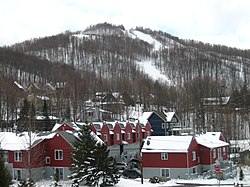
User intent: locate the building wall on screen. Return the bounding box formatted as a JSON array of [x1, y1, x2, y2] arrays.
[[142, 152, 188, 168], [44, 135, 72, 167], [148, 113, 165, 136], [143, 167, 198, 179], [113, 124, 122, 145]]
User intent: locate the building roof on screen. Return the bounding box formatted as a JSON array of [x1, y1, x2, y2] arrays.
[[0, 132, 41, 151], [142, 135, 194, 153], [195, 132, 229, 149]]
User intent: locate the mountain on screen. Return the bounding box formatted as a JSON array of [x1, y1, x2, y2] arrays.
[[1, 22, 250, 139]]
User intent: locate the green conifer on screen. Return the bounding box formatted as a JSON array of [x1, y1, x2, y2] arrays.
[[0, 151, 12, 187]]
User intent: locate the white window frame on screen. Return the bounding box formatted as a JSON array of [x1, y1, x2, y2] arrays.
[[161, 168, 170, 177], [45, 157, 51, 164], [213, 149, 216, 158], [192, 151, 196, 161], [55, 150, 63, 160], [55, 167, 64, 180], [14, 151, 22, 162], [161, 152, 168, 160], [14, 169, 22, 180], [223, 147, 226, 155], [218, 148, 222, 158], [103, 134, 108, 142], [116, 133, 120, 141], [127, 132, 131, 140]]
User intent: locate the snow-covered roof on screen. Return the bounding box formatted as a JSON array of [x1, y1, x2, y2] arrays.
[[230, 140, 250, 152], [0, 132, 40, 151], [139, 112, 152, 125], [142, 135, 194, 153], [36, 95, 50, 101], [202, 96, 230, 106], [164, 111, 175, 122], [51, 123, 62, 131], [195, 133, 229, 149], [14, 81, 24, 90], [36, 115, 59, 120]]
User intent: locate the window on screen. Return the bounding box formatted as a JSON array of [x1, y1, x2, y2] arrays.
[[161, 123, 166, 129], [116, 133, 120, 141], [55, 150, 63, 160], [55, 167, 64, 180], [103, 134, 108, 142], [161, 153, 168, 160], [218, 148, 222, 158], [161, 168, 170, 177], [3, 151, 8, 163], [127, 132, 131, 140], [46, 157, 50, 164], [213, 149, 216, 158], [223, 147, 226, 155], [88, 112, 93, 116], [192, 167, 197, 174], [14, 151, 22, 162], [14, 169, 22, 180], [192, 151, 196, 161]]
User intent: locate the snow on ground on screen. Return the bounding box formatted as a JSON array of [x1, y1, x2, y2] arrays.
[[136, 60, 171, 84], [132, 30, 162, 50], [10, 166, 250, 187]]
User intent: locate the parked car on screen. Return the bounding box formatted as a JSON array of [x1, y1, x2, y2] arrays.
[[122, 168, 141, 179], [115, 162, 127, 170], [128, 158, 140, 169]]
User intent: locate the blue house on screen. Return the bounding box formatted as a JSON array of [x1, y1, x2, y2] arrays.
[[139, 111, 180, 136]]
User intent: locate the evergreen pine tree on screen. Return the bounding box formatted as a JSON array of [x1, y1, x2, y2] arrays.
[[93, 142, 120, 186], [70, 125, 120, 186], [0, 151, 12, 187], [42, 100, 50, 131], [19, 98, 30, 131], [239, 167, 244, 181], [70, 125, 98, 185]]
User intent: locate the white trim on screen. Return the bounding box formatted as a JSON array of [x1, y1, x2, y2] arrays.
[[160, 168, 170, 178], [13, 169, 22, 180], [161, 152, 168, 160], [14, 151, 22, 162], [45, 156, 51, 164], [54, 150, 63, 160], [55, 167, 64, 180]]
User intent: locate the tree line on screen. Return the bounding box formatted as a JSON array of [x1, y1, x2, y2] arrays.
[[1, 23, 250, 140]]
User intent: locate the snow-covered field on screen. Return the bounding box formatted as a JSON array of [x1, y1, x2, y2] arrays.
[[10, 166, 250, 187]]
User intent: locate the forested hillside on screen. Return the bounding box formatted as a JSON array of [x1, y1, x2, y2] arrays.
[[1, 22, 250, 139]]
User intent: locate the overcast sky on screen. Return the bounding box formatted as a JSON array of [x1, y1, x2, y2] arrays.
[[1, 0, 250, 49]]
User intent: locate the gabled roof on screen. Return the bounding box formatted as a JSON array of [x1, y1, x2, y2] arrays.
[[139, 112, 153, 125], [51, 122, 82, 131], [195, 132, 229, 149], [163, 111, 176, 122], [101, 92, 118, 103], [0, 132, 39, 151], [142, 135, 194, 153]]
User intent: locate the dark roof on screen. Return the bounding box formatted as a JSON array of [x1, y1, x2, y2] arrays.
[[101, 92, 118, 103]]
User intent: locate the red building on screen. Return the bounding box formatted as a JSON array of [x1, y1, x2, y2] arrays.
[[0, 130, 100, 182], [141, 132, 230, 179], [142, 135, 199, 179], [195, 132, 229, 173]]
